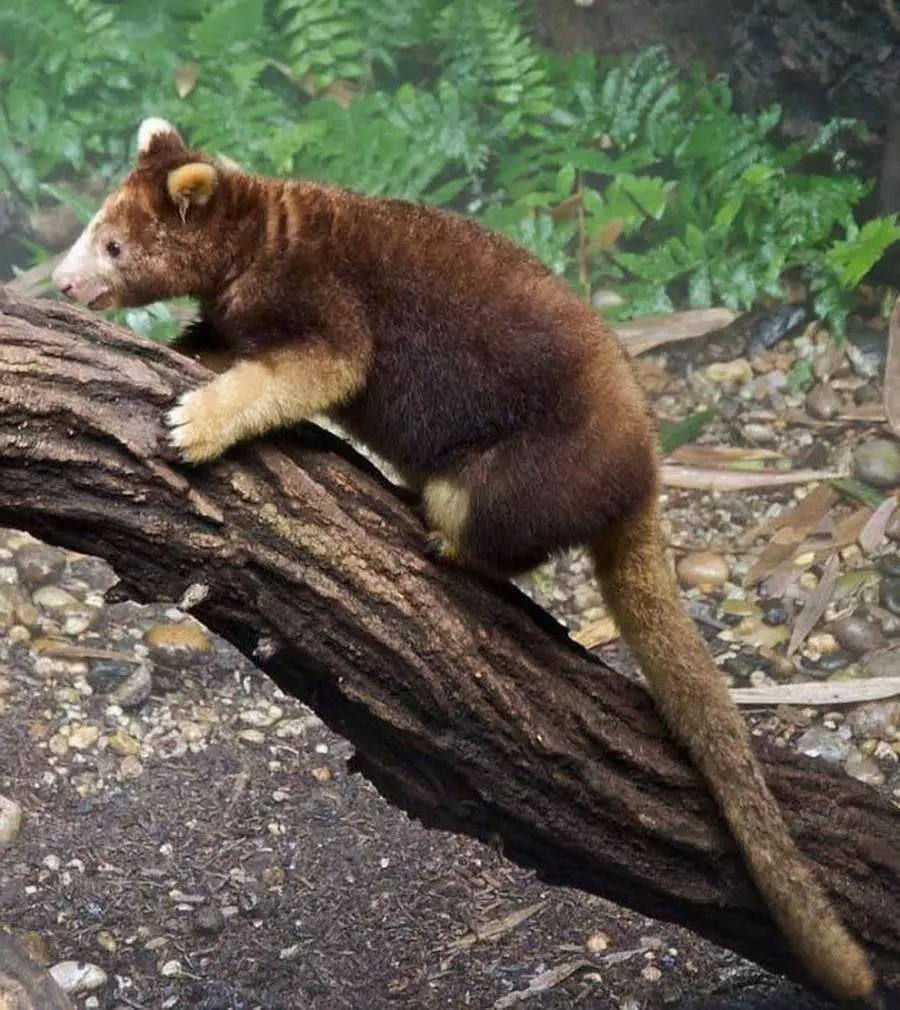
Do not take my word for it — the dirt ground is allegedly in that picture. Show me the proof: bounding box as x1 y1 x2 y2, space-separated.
0 569 835 1010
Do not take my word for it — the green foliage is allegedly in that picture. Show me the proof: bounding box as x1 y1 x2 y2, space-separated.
2 0 897 337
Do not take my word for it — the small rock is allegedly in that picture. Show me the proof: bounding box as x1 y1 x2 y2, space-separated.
676 552 730 589
882 577 900 617
237 728 266 745
239 704 284 729
853 438 900 489
862 649 900 678
49 960 108 994
831 614 887 654
160 960 182 977
796 725 853 763
69 725 100 750
585 931 610 954
805 383 842 420
31 585 80 611
844 750 885 786
48 732 69 756
0 794 23 844
760 602 790 626
87 658 137 693
119 755 143 778
275 716 318 739
808 650 854 678
145 622 212 654
195 905 226 936
14 543 66 588
109 664 153 709
107 729 141 757
706 359 753 384
845 320 887 379
641 965 663 982
742 422 778 445
849 701 900 742
854 384 880 405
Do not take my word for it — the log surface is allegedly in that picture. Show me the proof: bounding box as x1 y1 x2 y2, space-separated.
0 288 898 997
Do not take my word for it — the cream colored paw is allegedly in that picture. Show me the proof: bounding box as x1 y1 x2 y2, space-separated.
166 387 232 464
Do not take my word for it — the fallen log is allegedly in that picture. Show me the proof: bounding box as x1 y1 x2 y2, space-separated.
0 935 74 1010
0 287 898 999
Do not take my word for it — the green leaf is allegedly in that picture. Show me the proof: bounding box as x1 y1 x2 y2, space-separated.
658 409 716 455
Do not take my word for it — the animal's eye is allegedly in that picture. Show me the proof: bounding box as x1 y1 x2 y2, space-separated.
105 240 122 258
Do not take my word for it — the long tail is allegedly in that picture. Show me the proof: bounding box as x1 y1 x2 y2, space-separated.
590 498 876 1004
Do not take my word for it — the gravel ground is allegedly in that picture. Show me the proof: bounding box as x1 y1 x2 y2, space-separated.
1 310 898 1010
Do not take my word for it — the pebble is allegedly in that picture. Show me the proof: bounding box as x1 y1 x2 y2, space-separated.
706 358 753 384
145 622 212 654
844 750 885 786
31 585 80 611
0 794 23 844
87 658 137 693
14 542 66 588
796 725 853 763
845 321 887 379
69 725 100 750
831 615 887 654
805 383 842 420
107 729 141 757
109 664 153 709
585 931 610 954
808 650 854 677
742 422 778 445
676 551 730 588
239 704 284 728
195 905 226 936
849 701 900 741
119 755 143 778
49 960 108 994
238 728 266 745
852 438 900 489
882 577 900 617
863 649 900 678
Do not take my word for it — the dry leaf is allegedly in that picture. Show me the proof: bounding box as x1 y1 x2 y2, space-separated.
590 218 625 249
859 496 899 553
660 465 839 492
174 61 198 100
493 960 594 1009
887 296 900 438
445 901 547 951
549 193 582 222
669 445 784 466
786 553 840 657
738 484 837 548
614 308 736 356
730 677 900 706
571 616 619 650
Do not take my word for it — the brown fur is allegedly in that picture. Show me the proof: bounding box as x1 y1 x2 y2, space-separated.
55 120 877 1004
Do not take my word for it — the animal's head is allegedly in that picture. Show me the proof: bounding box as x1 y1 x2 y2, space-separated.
52 118 243 310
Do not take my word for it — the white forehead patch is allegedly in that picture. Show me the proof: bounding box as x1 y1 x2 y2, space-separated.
137 116 182 155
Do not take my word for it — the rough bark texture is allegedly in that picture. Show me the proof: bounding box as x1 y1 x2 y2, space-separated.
0 936 74 1010
0 289 899 999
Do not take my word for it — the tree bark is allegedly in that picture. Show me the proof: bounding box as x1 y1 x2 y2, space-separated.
0 288 898 998
0 936 74 1010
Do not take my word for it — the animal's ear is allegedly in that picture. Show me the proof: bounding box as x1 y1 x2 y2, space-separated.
166 162 219 215
136 117 187 161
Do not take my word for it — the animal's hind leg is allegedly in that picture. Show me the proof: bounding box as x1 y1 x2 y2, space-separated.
421 476 473 567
